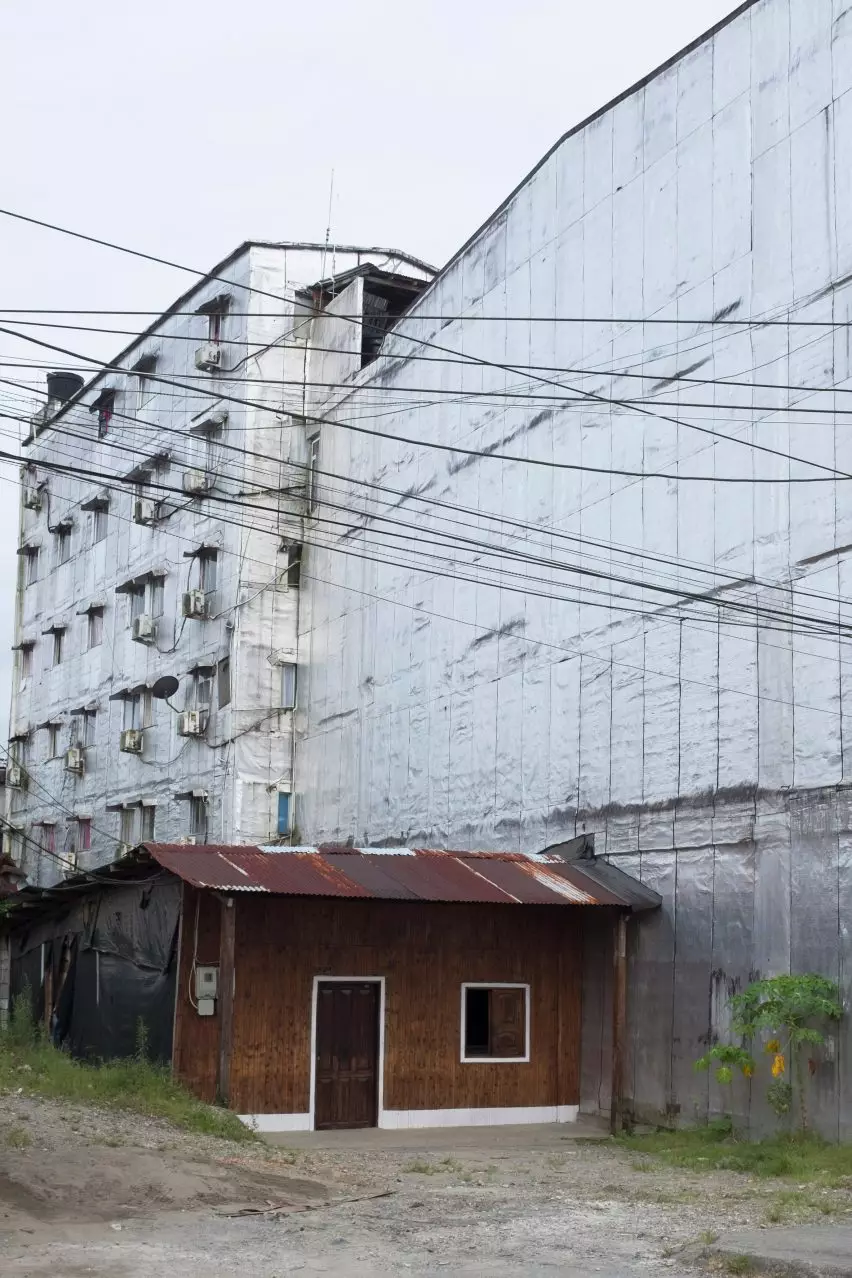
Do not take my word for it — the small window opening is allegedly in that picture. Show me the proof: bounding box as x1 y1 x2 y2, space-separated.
93 506 108 543
277 791 291 836
280 662 296 709
306 434 320 514
24 548 39 586
96 390 115 439
52 630 64 667
87 608 104 649
134 357 157 413
199 550 218 596
462 985 528 1061
20 643 34 680
189 796 208 841
286 544 301 589
140 805 155 841
119 808 135 846
46 724 60 759
217 656 231 707
75 818 92 852
56 526 72 565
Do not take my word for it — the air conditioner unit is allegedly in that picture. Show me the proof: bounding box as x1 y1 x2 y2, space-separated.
194 343 223 372
181 589 207 620
64 746 84 775
177 709 207 737
131 614 156 643
23 488 42 511
177 835 197 846
133 498 158 526
6 763 26 789
119 728 143 754
182 469 211 496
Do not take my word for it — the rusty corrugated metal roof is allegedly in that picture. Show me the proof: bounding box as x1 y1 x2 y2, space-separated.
139 844 660 911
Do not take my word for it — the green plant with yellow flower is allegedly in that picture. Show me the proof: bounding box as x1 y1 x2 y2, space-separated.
695 974 843 1133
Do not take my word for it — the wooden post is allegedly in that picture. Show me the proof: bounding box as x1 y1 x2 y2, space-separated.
217 896 236 1107
610 910 628 1136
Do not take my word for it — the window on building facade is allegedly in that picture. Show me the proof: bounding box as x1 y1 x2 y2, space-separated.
280 662 296 709
129 585 146 622
94 389 115 438
40 823 56 856
24 548 39 586
461 985 529 1062
119 808 135 846
87 608 104 649
52 630 64 667
140 805 155 841
207 306 226 345
56 525 72 565
217 656 231 707
46 724 60 759
189 796 208 842
149 576 164 618
192 671 213 709
75 818 92 852
123 692 151 731
134 357 157 414
84 710 97 746
93 506 108 543
199 550 218 598
286 544 301 589
19 643 34 680
277 791 291 836
306 434 320 514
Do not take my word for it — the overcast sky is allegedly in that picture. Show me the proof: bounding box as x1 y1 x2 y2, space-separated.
0 0 736 739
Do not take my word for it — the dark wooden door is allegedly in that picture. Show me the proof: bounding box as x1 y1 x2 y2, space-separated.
314 981 379 1130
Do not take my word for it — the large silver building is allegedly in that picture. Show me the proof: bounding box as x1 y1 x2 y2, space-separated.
5 243 433 876
295 0 852 1136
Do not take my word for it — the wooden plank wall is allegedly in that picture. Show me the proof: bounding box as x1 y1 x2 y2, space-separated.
172 885 221 1103
184 897 586 1116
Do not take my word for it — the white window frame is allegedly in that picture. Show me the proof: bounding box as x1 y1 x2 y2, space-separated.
189 795 208 841
306 433 320 514
459 982 531 1065
24 548 39 586
20 644 34 680
92 506 108 544
56 526 71 565
87 608 104 649
280 662 296 709
52 630 64 667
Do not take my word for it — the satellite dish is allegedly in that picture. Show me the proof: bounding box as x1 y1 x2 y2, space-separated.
151 674 180 701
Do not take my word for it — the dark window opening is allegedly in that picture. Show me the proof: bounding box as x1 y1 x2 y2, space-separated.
217 656 231 707
97 390 115 439
462 985 527 1060
360 277 426 368
464 988 490 1056
286 544 301 589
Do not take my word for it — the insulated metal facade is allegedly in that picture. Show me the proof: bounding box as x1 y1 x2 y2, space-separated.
296 0 852 1135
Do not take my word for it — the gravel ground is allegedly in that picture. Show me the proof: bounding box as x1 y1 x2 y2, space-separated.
2 1096 851 1276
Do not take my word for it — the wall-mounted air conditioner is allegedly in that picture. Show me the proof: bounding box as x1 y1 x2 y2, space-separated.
23 489 42 511
131 614 156 644
6 763 25 789
64 746 84 776
177 835 197 846
133 498 158 526
181 589 207 620
194 343 223 372
119 728 143 754
177 709 207 737
182 470 211 496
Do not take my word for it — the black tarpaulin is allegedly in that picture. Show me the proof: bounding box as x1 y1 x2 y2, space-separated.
7 878 180 1065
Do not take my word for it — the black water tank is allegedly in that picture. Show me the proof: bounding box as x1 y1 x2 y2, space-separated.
46 371 84 404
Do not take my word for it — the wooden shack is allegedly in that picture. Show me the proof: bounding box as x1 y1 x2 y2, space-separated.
4 843 659 1132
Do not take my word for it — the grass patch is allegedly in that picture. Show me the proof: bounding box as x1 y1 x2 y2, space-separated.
0 1006 253 1144
724 1258 754 1276
617 1118 852 1183
402 1156 464 1176
3 1124 32 1149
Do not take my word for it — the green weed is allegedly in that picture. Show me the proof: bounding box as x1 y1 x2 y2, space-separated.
0 990 253 1144
616 1117 852 1182
3 1124 31 1149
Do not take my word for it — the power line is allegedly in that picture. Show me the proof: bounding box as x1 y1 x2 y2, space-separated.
4 323 848 485
2 206 849 485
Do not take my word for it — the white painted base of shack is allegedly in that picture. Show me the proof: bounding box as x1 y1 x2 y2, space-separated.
239 1105 580 1133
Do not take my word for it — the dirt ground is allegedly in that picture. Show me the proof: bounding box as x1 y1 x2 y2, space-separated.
2 1097 851 1276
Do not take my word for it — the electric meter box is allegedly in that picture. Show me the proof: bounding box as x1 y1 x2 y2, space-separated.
195 965 219 1001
